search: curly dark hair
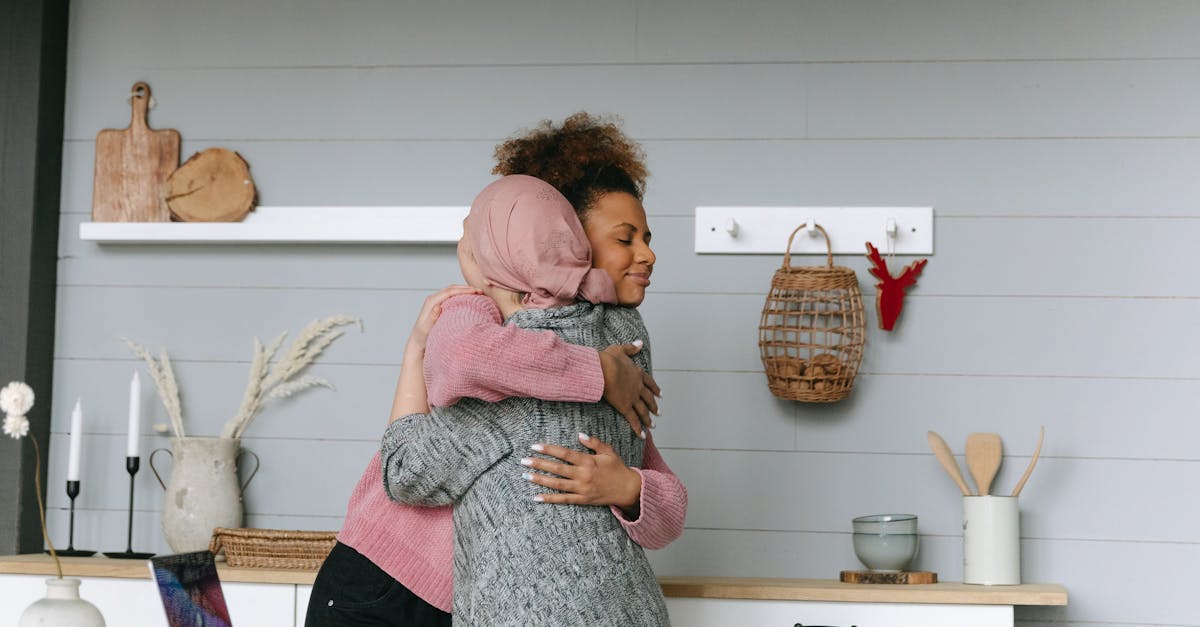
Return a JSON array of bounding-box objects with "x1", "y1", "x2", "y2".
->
[{"x1": 492, "y1": 112, "x2": 648, "y2": 221}]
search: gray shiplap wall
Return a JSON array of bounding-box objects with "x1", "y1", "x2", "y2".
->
[{"x1": 49, "y1": 2, "x2": 1200, "y2": 625}]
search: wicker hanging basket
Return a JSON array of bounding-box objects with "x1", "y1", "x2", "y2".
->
[{"x1": 759, "y1": 223, "x2": 866, "y2": 402}]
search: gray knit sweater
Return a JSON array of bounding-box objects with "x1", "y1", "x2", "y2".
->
[{"x1": 382, "y1": 303, "x2": 670, "y2": 627}]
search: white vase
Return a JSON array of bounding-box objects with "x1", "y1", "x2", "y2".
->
[
  {"x1": 149, "y1": 436, "x2": 259, "y2": 552},
  {"x1": 18, "y1": 578, "x2": 105, "y2": 627}
]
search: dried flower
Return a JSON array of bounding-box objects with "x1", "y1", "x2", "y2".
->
[
  {"x1": 266, "y1": 376, "x2": 334, "y2": 400},
  {"x1": 123, "y1": 314, "x2": 359, "y2": 440},
  {"x1": 222, "y1": 315, "x2": 360, "y2": 439},
  {"x1": 0, "y1": 381, "x2": 35, "y2": 416},
  {"x1": 0, "y1": 381, "x2": 62, "y2": 578},
  {"x1": 122, "y1": 338, "x2": 186, "y2": 438},
  {"x1": 3, "y1": 413, "x2": 30, "y2": 439}
]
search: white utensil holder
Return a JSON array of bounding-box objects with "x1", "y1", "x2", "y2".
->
[{"x1": 962, "y1": 495, "x2": 1020, "y2": 585}]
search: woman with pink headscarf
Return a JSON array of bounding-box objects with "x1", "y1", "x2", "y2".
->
[
  {"x1": 380, "y1": 175, "x2": 671, "y2": 625},
  {"x1": 305, "y1": 176, "x2": 683, "y2": 625}
]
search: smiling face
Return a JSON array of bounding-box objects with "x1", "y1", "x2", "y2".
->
[{"x1": 582, "y1": 192, "x2": 656, "y2": 307}]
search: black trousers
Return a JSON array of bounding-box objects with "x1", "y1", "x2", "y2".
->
[{"x1": 304, "y1": 541, "x2": 452, "y2": 627}]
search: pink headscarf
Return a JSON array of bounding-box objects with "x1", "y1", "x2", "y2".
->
[{"x1": 465, "y1": 174, "x2": 617, "y2": 309}]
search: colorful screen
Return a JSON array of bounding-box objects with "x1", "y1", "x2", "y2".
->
[{"x1": 147, "y1": 551, "x2": 233, "y2": 627}]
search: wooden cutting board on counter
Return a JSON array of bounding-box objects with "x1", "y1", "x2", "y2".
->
[
  {"x1": 841, "y1": 570, "x2": 937, "y2": 584},
  {"x1": 92, "y1": 81, "x2": 180, "y2": 222}
]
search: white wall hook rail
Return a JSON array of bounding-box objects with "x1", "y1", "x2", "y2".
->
[{"x1": 694, "y1": 206, "x2": 933, "y2": 255}]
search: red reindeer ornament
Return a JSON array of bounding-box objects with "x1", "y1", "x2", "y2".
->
[{"x1": 865, "y1": 242, "x2": 927, "y2": 331}]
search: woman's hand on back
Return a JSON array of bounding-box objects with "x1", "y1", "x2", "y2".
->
[
  {"x1": 523, "y1": 434, "x2": 642, "y2": 514},
  {"x1": 598, "y1": 342, "x2": 661, "y2": 437}
]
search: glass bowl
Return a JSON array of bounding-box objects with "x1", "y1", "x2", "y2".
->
[{"x1": 851, "y1": 514, "x2": 919, "y2": 572}]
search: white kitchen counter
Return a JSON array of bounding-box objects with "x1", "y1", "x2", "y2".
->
[{"x1": 1, "y1": 555, "x2": 1066, "y2": 626}]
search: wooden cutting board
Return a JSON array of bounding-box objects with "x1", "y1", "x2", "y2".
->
[
  {"x1": 840, "y1": 570, "x2": 937, "y2": 584},
  {"x1": 91, "y1": 82, "x2": 180, "y2": 222},
  {"x1": 166, "y1": 148, "x2": 256, "y2": 222}
]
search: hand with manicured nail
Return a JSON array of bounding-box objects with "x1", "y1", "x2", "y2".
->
[
  {"x1": 598, "y1": 341, "x2": 662, "y2": 437},
  {"x1": 524, "y1": 434, "x2": 642, "y2": 513}
]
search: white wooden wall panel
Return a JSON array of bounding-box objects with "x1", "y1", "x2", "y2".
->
[
  {"x1": 806, "y1": 61, "x2": 1200, "y2": 138},
  {"x1": 68, "y1": 0, "x2": 639, "y2": 68},
  {"x1": 51, "y1": 2, "x2": 1200, "y2": 624},
  {"x1": 50, "y1": 361, "x2": 403, "y2": 440},
  {"x1": 64, "y1": 66, "x2": 809, "y2": 142},
  {"x1": 64, "y1": 63, "x2": 1200, "y2": 142},
  {"x1": 637, "y1": 0, "x2": 1200, "y2": 62},
  {"x1": 646, "y1": 139, "x2": 1200, "y2": 217},
  {"x1": 669, "y1": 451, "x2": 1196, "y2": 542}
]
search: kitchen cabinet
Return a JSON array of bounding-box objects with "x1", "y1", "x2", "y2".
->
[
  {"x1": 0, "y1": 574, "x2": 295, "y2": 627},
  {"x1": 658, "y1": 576, "x2": 1065, "y2": 627},
  {"x1": 0, "y1": 556, "x2": 1066, "y2": 626},
  {"x1": 666, "y1": 597, "x2": 1010, "y2": 627}
]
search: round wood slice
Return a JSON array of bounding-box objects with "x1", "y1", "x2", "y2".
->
[
  {"x1": 166, "y1": 148, "x2": 256, "y2": 222},
  {"x1": 840, "y1": 570, "x2": 937, "y2": 584}
]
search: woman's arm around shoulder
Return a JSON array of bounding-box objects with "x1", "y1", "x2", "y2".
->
[
  {"x1": 424, "y1": 294, "x2": 605, "y2": 406},
  {"x1": 381, "y1": 287, "x2": 511, "y2": 507},
  {"x1": 425, "y1": 295, "x2": 661, "y2": 435},
  {"x1": 381, "y1": 405, "x2": 512, "y2": 507}
]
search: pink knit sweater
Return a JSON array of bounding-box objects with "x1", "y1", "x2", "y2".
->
[{"x1": 337, "y1": 295, "x2": 688, "y2": 613}]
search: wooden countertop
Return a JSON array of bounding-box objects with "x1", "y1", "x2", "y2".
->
[
  {"x1": 657, "y1": 576, "x2": 1067, "y2": 606},
  {"x1": 0, "y1": 554, "x2": 318, "y2": 585},
  {"x1": 1, "y1": 555, "x2": 1066, "y2": 606}
]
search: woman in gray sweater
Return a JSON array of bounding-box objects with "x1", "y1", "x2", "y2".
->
[{"x1": 381, "y1": 172, "x2": 669, "y2": 626}]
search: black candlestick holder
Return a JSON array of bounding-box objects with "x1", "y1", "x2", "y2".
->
[
  {"x1": 103, "y1": 456, "x2": 154, "y2": 559},
  {"x1": 49, "y1": 480, "x2": 97, "y2": 557}
]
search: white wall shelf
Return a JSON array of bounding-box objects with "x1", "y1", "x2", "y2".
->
[
  {"x1": 79, "y1": 206, "x2": 470, "y2": 244},
  {"x1": 695, "y1": 206, "x2": 934, "y2": 255}
]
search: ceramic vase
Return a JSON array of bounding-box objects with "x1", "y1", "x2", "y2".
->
[
  {"x1": 149, "y1": 436, "x2": 259, "y2": 552},
  {"x1": 18, "y1": 578, "x2": 105, "y2": 626}
]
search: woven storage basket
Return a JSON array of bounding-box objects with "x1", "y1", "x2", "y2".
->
[
  {"x1": 759, "y1": 223, "x2": 866, "y2": 402},
  {"x1": 209, "y1": 527, "x2": 337, "y2": 569}
]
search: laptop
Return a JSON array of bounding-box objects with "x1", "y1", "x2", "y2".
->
[{"x1": 147, "y1": 551, "x2": 234, "y2": 627}]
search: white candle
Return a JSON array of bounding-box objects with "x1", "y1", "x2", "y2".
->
[
  {"x1": 127, "y1": 371, "x2": 141, "y2": 457},
  {"x1": 67, "y1": 399, "x2": 82, "y2": 481}
]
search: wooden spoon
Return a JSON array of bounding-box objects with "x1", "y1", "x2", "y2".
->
[
  {"x1": 926, "y1": 431, "x2": 972, "y2": 496},
  {"x1": 965, "y1": 432, "x2": 1003, "y2": 496},
  {"x1": 1010, "y1": 426, "x2": 1045, "y2": 497}
]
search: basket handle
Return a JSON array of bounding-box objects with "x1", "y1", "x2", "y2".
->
[
  {"x1": 209, "y1": 529, "x2": 224, "y2": 556},
  {"x1": 783, "y1": 223, "x2": 834, "y2": 269}
]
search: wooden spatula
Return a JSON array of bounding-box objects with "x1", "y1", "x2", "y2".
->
[
  {"x1": 1010, "y1": 426, "x2": 1045, "y2": 497},
  {"x1": 926, "y1": 431, "x2": 972, "y2": 496},
  {"x1": 965, "y1": 432, "x2": 1003, "y2": 496},
  {"x1": 92, "y1": 81, "x2": 180, "y2": 222}
]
